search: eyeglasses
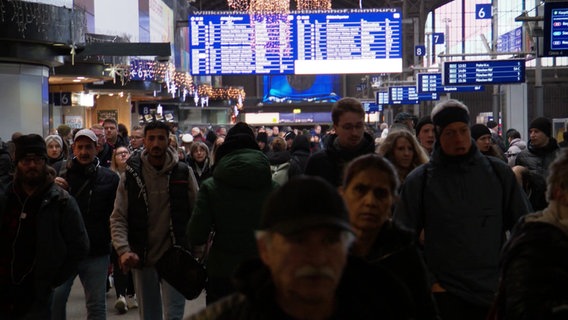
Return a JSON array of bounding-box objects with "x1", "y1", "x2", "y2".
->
[{"x1": 20, "y1": 156, "x2": 46, "y2": 165}]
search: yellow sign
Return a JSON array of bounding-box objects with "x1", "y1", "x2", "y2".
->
[{"x1": 293, "y1": 109, "x2": 301, "y2": 114}]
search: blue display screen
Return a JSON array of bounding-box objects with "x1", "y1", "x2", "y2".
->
[
  {"x1": 544, "y1": 2, "x2": 568, "y2": 56},
  {"x1": 442, "y1": 59, "x2": 525, "y2": 85},
  {"x1": 189, "y1": 9, "x2": 402, "y2": 75},
  {"x1": 417, "y1": 73, "x2": 484, "y2": 93},
  {"x1": 389, "y1": 86, "x2": 438, "y2": 105},
  {"x1": 262, "y1": 75, "x2": 341, "y2": 104}
]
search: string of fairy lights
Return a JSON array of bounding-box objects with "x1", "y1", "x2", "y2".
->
[
  {"x1": 227, "y1": 0, "x2": 332, "y2": 11},
  {"x1": 106, "y1": 59, "x2": 245, "y2": 106}
]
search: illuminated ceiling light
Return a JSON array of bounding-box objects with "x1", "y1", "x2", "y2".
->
[{"x1": 72, "y1": 79, "x2": 81, "y2": 82}]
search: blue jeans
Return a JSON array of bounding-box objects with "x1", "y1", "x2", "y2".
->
[
  {"x1": 132, "y1": 267, "x2": 186, "y2": 320},
  {"x1": 51, "y1": 254, "x2": 109, "y2": 320}
]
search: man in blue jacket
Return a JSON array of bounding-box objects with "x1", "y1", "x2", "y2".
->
[
  {"x1": 0, "y1": 134, "x2": 89, "y2": 319},
  {"x1": 393, "y1": 99, "x2": 531, "y2": 320}
]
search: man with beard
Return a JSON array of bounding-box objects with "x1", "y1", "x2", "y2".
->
[
  {"x1": 51, "y1": 129, "x2": 119, "y2": 319},
  {"x1": 111, "y1": 121, "x2": 199, "y2": 319},
  {"x1": 0, "y1": 134, "x2": 89, "y2": 319}
]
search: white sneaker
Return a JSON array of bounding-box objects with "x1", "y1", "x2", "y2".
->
[
  {"x1": 115, "y1": 295, "x2": 128, "y2": 314},
  {"x1": 127, "y1": 294, "x2": 138, "y2": 309}
]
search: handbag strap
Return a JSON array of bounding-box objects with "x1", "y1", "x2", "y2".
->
[{"x1": 168, "y1": 217, "x2": 178, "y2": 246}]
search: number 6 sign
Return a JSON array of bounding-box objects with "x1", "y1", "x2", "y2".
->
[{"x1": 476, "y1": 4, "x2": 492, "y2": 20}]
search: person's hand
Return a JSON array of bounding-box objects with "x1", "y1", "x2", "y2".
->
[
  {"x1": 54, "y1": 177, "x2": 69, "y2": 190},
  {"x1": 119, "y1": 252, "x2": 140, "y2": 273}
]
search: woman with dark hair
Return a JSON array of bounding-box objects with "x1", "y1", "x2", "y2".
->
[
  {"x1": 471, "y1": 124, "x2": 505, "y2": 161},
  {"x1": 340, "y1": 154, "x2": 439, "y2": 320}
]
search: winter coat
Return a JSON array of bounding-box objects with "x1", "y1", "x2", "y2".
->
[
  {"x1": 393, "y1": 142, "x2": 531, "y2": 308},
  {"x1": 491, "y1": 207, "x2": 568, "y2": 319},
  {"x1": 52, "y1": 158, "x2": 119, "y2": 256},
  {"x1": 364, "y1": 221, "x2": 440, "y2": 320},
  {"x1": 187, "y1": 149, "x2": 278, "y2": 279},
  {"x1": 111, "y1": 148, "x2": 199, "y2": 266},
  {"x1": 505, "y1": 138, "x2": 526, "y2": 167},
  {"x1": 0, "y1": 179, "x2": 89, "y2": 318},
  {"x1": 304, "y1": 132, "x2": 375, "y2": 186},
  {"x1": 288, "y1": 135, "x2": 311, "y2": 178},
  {"x1": 267, "y1": 150, "x2": 290, "y2": 186},
  {"x1": 514, "y1": 138, "x2": 560, "y2": 177},
  {"x1": 187, "y1": 157, "x2": 213, "y2": 186},
  {"x1": 187, "y1": 256, "x2": 414, "y2": 320}
]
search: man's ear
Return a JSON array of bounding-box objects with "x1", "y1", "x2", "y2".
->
[{"x1": 257, "y1": 237, "x2": 270, "y2": 265}]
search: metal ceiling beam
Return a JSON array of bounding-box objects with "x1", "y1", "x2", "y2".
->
[{"x1": 76, "y1": 43, "x2": 171, "y2": 57}]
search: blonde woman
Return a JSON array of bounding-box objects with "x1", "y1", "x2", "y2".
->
[{"x1": 377, "y1": 130, "x2": 429, "y2": 184}]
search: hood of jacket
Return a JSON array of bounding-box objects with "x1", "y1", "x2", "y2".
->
[
  {"x1": 213, "y1": 148, "x2": 272, "y2": 189},
  {"x1": 267, "y1": 150, "x2": 290, "y2": 165},
  {"x1": 139, "y1": 146, "x2": 179, "y2": 175},
  {"x1": 509, "y1": 138, "x2": 527, "y2": 150}
]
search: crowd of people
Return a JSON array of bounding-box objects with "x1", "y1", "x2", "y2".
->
[{"x1": 0, "y1": 96, "x2": 567, "y2": 320}]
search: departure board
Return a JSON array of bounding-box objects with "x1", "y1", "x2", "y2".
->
[
  {"x1": 544, "y1": 1, "x2": 568, "y2": 56},
  {"x1": 443, "y1": 59, "x2": 525, "y2": 85},
  {"x1": 189, "y1": 9, "x2": 402, "y2": 75},
  {"x1": 389, "y1": 86, "x2": 438, "y2": 104},
  {"x1": 417, "y1": 73, "x2": 484, "y2": 93}
]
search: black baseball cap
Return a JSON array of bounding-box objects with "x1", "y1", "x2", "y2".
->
[{"x1": 260, "y1": 176, "x2": 353, "y2": 236}]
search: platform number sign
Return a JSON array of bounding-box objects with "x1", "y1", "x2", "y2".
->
[
  {"x1": 433, "y1": 33, "x2": 444, "y2": 45},
  {"x1": 415, "y1": 45, "x2": 426, "y2": 57},
  {"x1": 476, "y1": 4, "x2": 492, "y2": 20}
]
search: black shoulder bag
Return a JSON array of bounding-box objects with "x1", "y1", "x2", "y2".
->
[{"x1": 155, "y1": 218, "x2": 207, "y2": 300}]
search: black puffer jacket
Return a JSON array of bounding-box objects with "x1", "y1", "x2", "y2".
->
[
  {"x1": 53, "y1": 158, "x2": 119, "y2": 256},
  {"x1": 304, "y1": 132, "x2": 375, "y2": 186},
  {"x1": 492, "y1": 213, "x2": 568, "y2": 319},
  {"x1": 515, "y1": 138, "x2": 560, "y2": 177}
]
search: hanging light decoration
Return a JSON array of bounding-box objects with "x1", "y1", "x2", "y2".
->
[{"x1": 295, "y1": 0, "x2": 331, "y2": 10}]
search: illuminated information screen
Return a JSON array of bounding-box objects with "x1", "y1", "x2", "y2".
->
[
  {"x1": 550, "y1": 6, "x2": 568, "y2": 52},
  {"x1": 443, "y1": 59, "x2": 525, "y2": 85},
  {"x1": 189, "y1": 9, "x2": 402, "y2": 75},
  {"x1": 389, "y1": 86, "x2": 438, "y2": 104},
  {"x1": 417, "y1": 73, "x2": 484, "y2": 93}
]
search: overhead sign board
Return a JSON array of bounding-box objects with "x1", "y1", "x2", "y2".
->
[
  {"x1": 189, "y1": 9, "x2": 402, "y2": 75},
  {"x1": 375, "y1": 90, "x2": 389, "y2": 105},
  {"x1": 389, "y1": 86, "x2": 438, "y2": 104},
  {"x1": 417, "y1": 73, "x2": 484, "y2": 93},
  {"x1": 475, "y1": 4, "x2": 492, "y2": 20},
  {"x1": 442, "y1": 59, "x2": 525, "y2": 85},
  {"x1": 496, "y1": 27, "x2": 523, "y2": 53}
]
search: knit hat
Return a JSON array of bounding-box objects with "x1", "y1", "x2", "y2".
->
[
  {"x1": 431, "y1": 99, "x2": 470, "y2": 131},
  {"x1": 214, "y1": 122, "x2": 259, "y2": 164},
  {"x1": 470, "y1": 124, "x2": 491, "y2": 141},
  {"x1": 394, "y1": 112, "x2": 414, "y2": 123},
  {"x1": 260, "y1": 176, "x2": 353, "y2": 236},
  {"x1": 14, "y1": 134, "x2": 47, "y2": 163},
  {"x1": 45, "y1": 134, "x2": 63, "y2": 148},
  {"x1": 256, "y1": 132, "x2": 268, "y2": 144},
  {"x1": 529, "y1": 117, "x2": 552, "y2": 138},
  {"x1": 284, "y1": 131, "x2": 296, "y2": 141},
  {"x1": 415, "y1": 116, "x2": 433, "y2": 136}
]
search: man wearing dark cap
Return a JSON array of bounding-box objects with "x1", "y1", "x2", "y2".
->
[
  {"x1": 515, "y1": 117, "x2": 560, "y2": 178},
  {"x1": 51, "y1": 129, "x2": 120, "y2": 319},
  {"x1": 393, "y1": 112, "x2": 416, "y2": 132},
  {"x1": 0, "y1": 134, "x2": 89, "y2": 319},
  {"x1": 394, "y1": 99, "x2": 531, "y2": 320},
  {"x1": 188, "y1": 176, "x2": 413, "y2": 320},
  {"x1": 188, "y1": 122, "x2": 277, "y2": 305},
  {"x1": 284, "y1": 131, "x2": 296, "y2": 150},
  {"x1": 305, "y1": 97, "x2": 375, "y2": 186}
]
